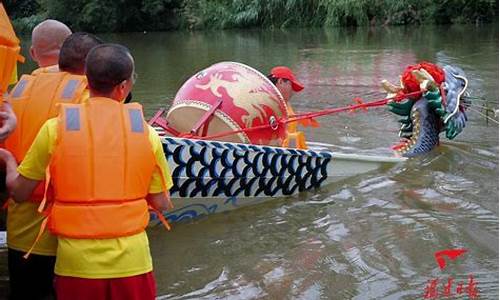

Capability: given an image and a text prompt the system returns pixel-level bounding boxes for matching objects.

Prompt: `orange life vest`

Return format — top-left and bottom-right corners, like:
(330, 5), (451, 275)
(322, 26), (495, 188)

(5, 72), (87, 201)
(0, 3), (24, 99)
(47, 98), (157, 239)
(282, 105), (319, 149)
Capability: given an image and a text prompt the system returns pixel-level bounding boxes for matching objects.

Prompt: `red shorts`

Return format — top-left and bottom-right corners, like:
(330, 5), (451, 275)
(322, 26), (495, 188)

(54, 271), (156, 300)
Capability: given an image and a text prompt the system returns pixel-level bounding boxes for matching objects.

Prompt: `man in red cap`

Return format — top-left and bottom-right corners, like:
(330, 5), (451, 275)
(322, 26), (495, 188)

(268, 66), (304, 102)
(267, 66), (318, 149)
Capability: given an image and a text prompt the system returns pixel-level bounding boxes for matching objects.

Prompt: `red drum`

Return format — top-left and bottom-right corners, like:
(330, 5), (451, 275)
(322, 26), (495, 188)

(166, 62), (288, 146)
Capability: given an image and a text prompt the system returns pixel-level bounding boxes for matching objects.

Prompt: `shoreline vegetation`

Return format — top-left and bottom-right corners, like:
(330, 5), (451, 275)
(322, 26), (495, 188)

(5, 0), (499, 34)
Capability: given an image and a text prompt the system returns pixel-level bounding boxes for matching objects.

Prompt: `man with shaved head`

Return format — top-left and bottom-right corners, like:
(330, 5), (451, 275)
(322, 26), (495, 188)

(30, 19), (72, 71)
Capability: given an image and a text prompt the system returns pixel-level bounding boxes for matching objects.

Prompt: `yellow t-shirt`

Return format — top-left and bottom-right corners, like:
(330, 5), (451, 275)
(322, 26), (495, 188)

(7, 201), (58, 255)
(17, 117), (173, 278)
(7, 87), (90, 256)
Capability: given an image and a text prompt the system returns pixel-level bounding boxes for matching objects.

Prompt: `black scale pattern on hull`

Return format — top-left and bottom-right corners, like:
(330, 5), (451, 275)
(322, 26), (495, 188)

(162, 137), (332, 198)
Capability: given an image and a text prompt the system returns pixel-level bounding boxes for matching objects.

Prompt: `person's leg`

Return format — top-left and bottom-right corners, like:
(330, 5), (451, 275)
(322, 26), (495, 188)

(8, 248), (56, 300)
(109, 272), (156, 300)
(54, 275), (108, 300)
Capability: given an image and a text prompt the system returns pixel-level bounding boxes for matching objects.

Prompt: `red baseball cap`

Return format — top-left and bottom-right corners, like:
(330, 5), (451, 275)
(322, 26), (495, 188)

(270, 66), (304, 92)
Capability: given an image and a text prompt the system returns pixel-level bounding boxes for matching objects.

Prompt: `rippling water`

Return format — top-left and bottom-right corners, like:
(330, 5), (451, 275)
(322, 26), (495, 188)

(3, 25), (498, 299)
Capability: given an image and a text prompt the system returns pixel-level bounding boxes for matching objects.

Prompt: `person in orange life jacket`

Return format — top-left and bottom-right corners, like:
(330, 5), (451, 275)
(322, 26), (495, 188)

(0, 19), (71, 142)
(4, 32), (102, 300)
(267, 66), (319, 149)
(0, 17), (69, 300)
(0, 19), (71, 192)
(0, 43), (172, 300)
(0, 4), (27, 154)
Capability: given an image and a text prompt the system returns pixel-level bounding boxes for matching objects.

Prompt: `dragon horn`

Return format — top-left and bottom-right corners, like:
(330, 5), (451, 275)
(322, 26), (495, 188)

(381, 79), (403, 94)
(412, 69), (434, 83)
(412, 69), (437, 91)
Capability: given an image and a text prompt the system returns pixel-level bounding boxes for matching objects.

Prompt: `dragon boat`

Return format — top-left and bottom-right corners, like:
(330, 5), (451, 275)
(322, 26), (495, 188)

(149, 62), (410, 223)
(149, 61), (471, 223)
(151, 136), (405, 223)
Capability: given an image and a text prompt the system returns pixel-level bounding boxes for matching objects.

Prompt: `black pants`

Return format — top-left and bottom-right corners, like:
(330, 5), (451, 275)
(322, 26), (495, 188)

(7, 248), (56, 300)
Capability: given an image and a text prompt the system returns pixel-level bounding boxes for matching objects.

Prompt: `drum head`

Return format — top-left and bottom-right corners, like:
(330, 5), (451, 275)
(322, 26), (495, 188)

(167, 62), (288, 145)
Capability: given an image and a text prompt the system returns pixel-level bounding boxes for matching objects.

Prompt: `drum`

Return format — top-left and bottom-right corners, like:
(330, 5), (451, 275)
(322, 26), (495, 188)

(166, 62), (288, 146)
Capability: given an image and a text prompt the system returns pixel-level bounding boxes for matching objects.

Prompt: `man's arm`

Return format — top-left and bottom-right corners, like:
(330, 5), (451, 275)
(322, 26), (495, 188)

(146, 191), (171, 211)
(146, 124), (174, 213)
(0, 102), (17, 142)
(0, 149), (40, 203)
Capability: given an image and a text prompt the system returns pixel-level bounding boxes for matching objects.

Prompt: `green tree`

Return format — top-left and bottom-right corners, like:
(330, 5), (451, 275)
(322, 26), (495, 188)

(5, 0), (499, 33)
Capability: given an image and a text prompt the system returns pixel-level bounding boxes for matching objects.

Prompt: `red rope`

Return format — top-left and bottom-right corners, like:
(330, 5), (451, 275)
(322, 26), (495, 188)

(287, 91), (422, 123)
(197, 90), (423, 141)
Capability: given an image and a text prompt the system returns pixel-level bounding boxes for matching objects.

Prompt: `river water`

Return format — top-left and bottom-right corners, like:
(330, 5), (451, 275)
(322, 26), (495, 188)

(3, 25), (499, 299)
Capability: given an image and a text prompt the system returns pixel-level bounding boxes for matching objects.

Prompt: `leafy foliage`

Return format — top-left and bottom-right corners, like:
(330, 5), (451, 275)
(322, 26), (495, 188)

(181, 0), (498, 29)
(4, 0), (498, 33)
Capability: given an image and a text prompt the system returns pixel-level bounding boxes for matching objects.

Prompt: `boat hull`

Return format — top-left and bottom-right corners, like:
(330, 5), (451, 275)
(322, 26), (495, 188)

(151, 137), (405, 224)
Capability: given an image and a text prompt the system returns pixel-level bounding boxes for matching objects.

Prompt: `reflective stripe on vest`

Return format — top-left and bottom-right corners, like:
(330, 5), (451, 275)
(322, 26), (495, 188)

(48, 98), (157, 239)
(10, 78), (28, 98)
(65, 107), (80, 131)
(4, 72), (87, 202)
(129, 108), (144, 133)
(61, 79), (79, 99)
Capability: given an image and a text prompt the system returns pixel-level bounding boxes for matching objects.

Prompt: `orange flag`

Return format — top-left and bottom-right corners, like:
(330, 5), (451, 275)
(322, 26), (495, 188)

(0, 3), (24, 101)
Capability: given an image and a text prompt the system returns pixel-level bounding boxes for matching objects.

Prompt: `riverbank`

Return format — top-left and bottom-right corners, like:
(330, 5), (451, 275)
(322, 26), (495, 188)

(5, 0), (498, 34)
